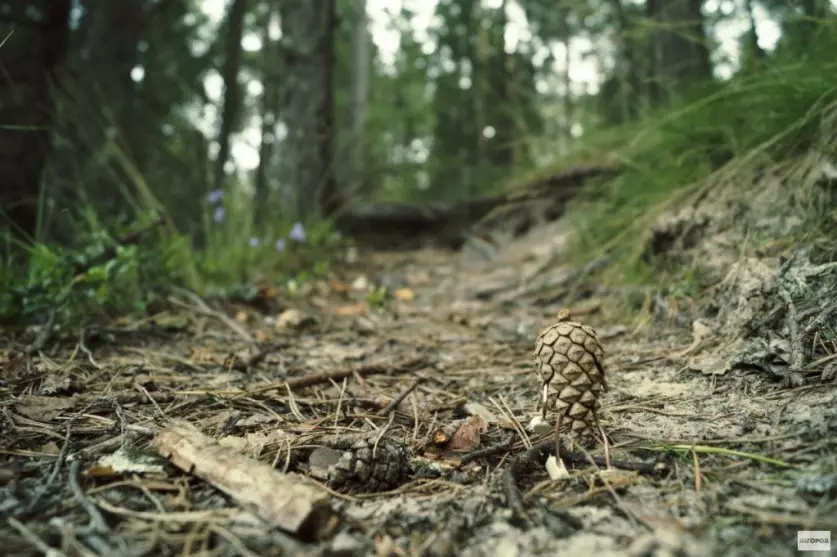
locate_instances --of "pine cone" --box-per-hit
[534,309,607,438]
[308,438,411,493]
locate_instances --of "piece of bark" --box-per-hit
[152,421,332,540]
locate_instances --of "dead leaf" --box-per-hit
[90,446,166,476]
[393,288,415,302]
[276,309,303,329]
[447,415,487,452]
[331,303,367,317]
[234,310,248,324]
[329,279,351,295]
[351,275,369,291]
[38,441,60,456]
[189,347,226,365]
[258,285,278,300]
[15,395,76,420]
[275,309,317,330]
[687,354,730,375]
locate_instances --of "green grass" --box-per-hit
[558,46,837,286]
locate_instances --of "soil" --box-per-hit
[2,198,837,556]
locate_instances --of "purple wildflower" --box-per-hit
[274,238,286,252]
[289,222,306,242]
[206,189,223,204]
[213,206,225,223]
[249,237,260,247]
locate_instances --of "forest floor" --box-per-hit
[3,181,837,556]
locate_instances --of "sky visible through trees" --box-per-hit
[196,0,789,172]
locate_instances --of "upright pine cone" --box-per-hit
[534,309,607,438]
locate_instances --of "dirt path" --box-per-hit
[2,236,836,557]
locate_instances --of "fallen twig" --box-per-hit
[151,420,332,540]
[778,281,807,387]
[249,355,428,395]
[7,517,68,557]
[459,434,516,466]
[376,377,422,416]
[68,459,110,535]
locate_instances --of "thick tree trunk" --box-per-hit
[213,0,248,193]
[280,0,341,219]
[0,1,71,245]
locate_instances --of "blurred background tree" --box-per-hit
[1,0,836,287]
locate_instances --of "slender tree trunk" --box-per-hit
[280,0,340,219]
[348,0,370,197]
[610,0,641,119]
[213,0,248,193]
[255,1,280,226]
[0,1,71,245]
[559,5,573,152]
[647,0,711,106]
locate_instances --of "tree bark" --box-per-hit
[0,1,71,245]
[279,0,341,219]
[348,0,370,197]
[255,0,281,226]
[213,0,248,193]
[610,0,641,120]
[647,0,711,106]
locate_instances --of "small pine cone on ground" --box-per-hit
[308,437,411,493]
[534,309,607,439]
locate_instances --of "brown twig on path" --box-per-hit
[69,459,111,535]
[152,420,332,539]
[376,377,422,416]
[459,434,516,466]
[249,355,428,395]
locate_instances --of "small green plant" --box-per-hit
[365,285,388,309]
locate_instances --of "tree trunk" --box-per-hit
[610,0,642,120]
[647,0,711,106]
[255,0,281,226]
[279,0,341,219]
[559,4,573,152]
[0,0,71,245]
[213,0,248,193]
[348,0,370,197]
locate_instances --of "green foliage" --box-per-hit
[0,214,188,327]
[5,0,837,329]
[564,17,837,282]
